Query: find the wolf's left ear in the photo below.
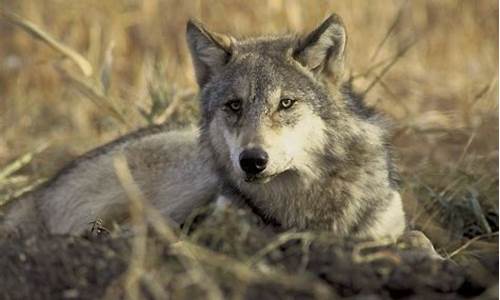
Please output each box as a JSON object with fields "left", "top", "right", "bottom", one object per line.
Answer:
{"left": 186, "top": 20, "right": 233, "bottom": 87}
{"left": 293, "top": 14, "right": 347, "bottom": 81}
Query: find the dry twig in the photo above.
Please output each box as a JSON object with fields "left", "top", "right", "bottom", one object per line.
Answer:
{"left": 56, "top": 67, "right": 130, "bottom": 128}
{"left": 446, "top": 232, "right": 499, "bottom": 259}
{"left": 0, "top": 9, "right": 93, "bottom": 76}
{"left": 362, "top": 38, "right": 418, "bottom": 96}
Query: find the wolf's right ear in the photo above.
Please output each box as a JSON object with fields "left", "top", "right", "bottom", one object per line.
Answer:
{"left": 186, "top": 20, "right": 233, "bottom": 87}
{"left": 293, "top": 14, "right": 347, "bottom": 82}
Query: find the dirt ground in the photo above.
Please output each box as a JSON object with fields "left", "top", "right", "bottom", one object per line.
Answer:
{"left": 0, "top": 205, "right": 497, "bottom": 300}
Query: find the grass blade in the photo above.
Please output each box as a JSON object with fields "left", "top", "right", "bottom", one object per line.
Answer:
{"left": 0, "top": 9, "right": 93, "bottom": 77}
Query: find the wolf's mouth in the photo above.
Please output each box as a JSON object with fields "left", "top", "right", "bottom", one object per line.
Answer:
{"left": 244, "top": 170, "right": 291, "bottom": 183}
{"left": 243, "top": 166, "right": 294, "bottom": 184}
{"left": 244, "top": 174, "right": 275, "bottom": 184}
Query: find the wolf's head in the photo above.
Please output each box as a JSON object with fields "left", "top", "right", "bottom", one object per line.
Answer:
{"left": 187, "top": 14, "right": 350, "bottom": 185}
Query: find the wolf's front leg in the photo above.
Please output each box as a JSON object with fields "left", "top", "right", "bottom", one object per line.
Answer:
{"left": 397, "top": 230, "right": 443, "bottom": 260}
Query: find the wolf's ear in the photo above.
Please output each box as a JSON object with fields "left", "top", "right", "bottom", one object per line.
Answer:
{"left": 293, "top": 14, "right": 347, "bottom": 81}
{"left": 186, "top": 20, "right": 233, "bottom": 87}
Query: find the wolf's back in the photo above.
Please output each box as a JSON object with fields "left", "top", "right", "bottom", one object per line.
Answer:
{"left": 1, "top": 127, "right": 219, "bottom": 236}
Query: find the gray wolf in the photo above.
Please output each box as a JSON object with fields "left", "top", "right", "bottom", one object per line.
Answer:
{"left": 1, "top": 14, "right": 406, "bottom": 240}
{"left": 189, "top": 14, "right": 405, "bottom": 239}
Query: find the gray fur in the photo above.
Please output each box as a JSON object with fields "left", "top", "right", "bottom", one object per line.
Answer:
{"left": 1, "top": 126, "right": 219, "bottom": 236}
{"left": 189, "top": 14, "right": 405, "bottom": 239}
{"left": 1, "top": 14, "right": 406, "bottom": 240}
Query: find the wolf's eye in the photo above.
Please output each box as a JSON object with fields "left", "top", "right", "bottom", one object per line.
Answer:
{"left": 279, "top": 98, "right": 296, "bottom": 110}
{"left": 225, "top": 99, "right": 242, "bottom": 112}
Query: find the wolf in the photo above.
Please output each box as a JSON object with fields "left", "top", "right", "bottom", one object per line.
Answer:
{"left": 190, "top": 14, "right": 405, "bottom": 239}
{"left": 1, "top": 14, "right": 406, "bottom": 240}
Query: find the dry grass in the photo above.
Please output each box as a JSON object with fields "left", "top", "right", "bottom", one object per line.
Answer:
{"left": 0, "top": 0, "right": 498, "bottom": 299}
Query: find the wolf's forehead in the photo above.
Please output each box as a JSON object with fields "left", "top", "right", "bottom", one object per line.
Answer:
{"left": 225, "top": 53, "right": 303, "bottom": 98}
{"left": 224, "top": 61, "right": 281, "bottom": 103}
{"left": 231, "top": 36, "right": 296, "bottom": 71}
{"left": 209, "top": 37, "right": 315, "bottom": 103}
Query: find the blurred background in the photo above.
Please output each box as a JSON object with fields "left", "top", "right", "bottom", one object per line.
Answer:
{"left": 0, "top": 0, "right": 498, "bottom": 252}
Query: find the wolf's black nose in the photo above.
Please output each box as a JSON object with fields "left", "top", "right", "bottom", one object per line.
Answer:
{"left": 239, "top": 148, "right": 268, "bottom": 175}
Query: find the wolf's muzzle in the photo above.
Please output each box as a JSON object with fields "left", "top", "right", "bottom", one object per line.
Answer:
{"left": 239, "top": 148, "right": 268, "bottom": 175}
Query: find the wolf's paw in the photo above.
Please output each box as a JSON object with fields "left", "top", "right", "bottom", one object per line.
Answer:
{"left": 397, "top": 230, "right": 443, "bottom": 260}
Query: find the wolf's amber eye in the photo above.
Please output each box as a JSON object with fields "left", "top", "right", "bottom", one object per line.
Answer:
{"left": 279, "top": 98, "right": 296, "bottom": 110}
{"left": 226, "top": 99, "right": 242, "bottom": 112}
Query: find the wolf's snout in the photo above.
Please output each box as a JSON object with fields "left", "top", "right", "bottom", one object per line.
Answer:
{"left": 239, "top": 148, "right": 268, "bottom": 175}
